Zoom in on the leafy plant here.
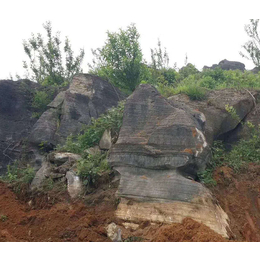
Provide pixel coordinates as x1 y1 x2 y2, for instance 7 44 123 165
77 151 111 189
2 161 35 185
0 215 8 222
23 21 85 86
240 19 260 67
89 24 143 91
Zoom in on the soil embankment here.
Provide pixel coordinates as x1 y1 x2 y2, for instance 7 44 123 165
1 164 260 242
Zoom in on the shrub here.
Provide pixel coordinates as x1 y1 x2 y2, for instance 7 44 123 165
1 161 36 194
32 90 53 118
77 151 110 189
89 24 143 92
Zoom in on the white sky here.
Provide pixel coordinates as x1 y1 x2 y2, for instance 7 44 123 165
0 0 260 80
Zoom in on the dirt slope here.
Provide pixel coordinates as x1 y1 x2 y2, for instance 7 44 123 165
1 164 260 242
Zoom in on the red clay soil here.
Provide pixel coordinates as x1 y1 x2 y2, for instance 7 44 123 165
1 163 260 242
211 164 260 242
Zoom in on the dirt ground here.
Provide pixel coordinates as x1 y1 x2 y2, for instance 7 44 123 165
211 163 260 242
1 164 260 242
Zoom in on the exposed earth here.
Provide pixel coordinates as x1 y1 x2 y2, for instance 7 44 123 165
1 163 260 242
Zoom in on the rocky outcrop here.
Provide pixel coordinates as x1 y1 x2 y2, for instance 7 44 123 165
168 89 255 144
203 59 245 71
30 151 83 198
109 84 257 238
0 80 41 174
29 74 124 148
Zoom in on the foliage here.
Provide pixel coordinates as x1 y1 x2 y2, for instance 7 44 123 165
23 21 85 86
31 90 53 118
150 39 169 70
199 109 260 185
1 161 36 194
77 151 110 188
240 19 260 67
179 63 199 80
89 24 143 92
60 101 125 154
198 141 225 186
0 215 8 222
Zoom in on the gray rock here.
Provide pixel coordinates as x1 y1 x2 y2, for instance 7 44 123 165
47 91 66 108
109 84 209 180
29 74 124 148
66 171 83 199
168 89 255 144
0 80 40 174
109 84 234 237
250 67 260 74
48 152 82 166
84 146 101 155
203 59 245 71
30 160 52 190
99 129 112 150
106 223 122 242
29 108 59 148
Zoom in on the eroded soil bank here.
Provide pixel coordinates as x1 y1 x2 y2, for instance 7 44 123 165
1 164 260 242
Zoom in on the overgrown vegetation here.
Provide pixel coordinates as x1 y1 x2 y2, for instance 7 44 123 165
0 161 36 193
199 106 260 185
77 151 111 190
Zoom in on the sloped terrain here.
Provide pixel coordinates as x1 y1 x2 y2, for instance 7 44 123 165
1 163 260 242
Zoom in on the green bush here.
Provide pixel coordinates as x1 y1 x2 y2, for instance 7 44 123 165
77 151 110 188
32 90 52 118
1 161 36 194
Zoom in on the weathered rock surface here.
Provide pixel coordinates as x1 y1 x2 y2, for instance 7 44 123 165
29 74 124 148
109 84 209 179
48 152 82 166
109 84 245 237
99 129 112 150
0 80 41 174
66 171 83 199
203 59 245 71
106 222 122 242
168 89 255 144
30 160 53 190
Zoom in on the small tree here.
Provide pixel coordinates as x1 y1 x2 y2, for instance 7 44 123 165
240 19 260 68
89 24 143 92
150 39 169 70
23 21 85 86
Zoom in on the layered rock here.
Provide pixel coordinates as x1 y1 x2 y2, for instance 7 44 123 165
29 74 124 148
109 84 244 237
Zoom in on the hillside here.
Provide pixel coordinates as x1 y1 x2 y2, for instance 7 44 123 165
1 64 260 242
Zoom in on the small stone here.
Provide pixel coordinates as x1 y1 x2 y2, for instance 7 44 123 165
99 129 112 150
122 222 139 231
50 152 82 166
106 222 122 242
84 146 101 155
66 171 83 199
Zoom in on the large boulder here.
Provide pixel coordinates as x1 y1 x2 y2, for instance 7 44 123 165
109 84 209 179
168 89 255 144
109 85 256 237
203 59 245 72
0 80 40 174
29 74 124 148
